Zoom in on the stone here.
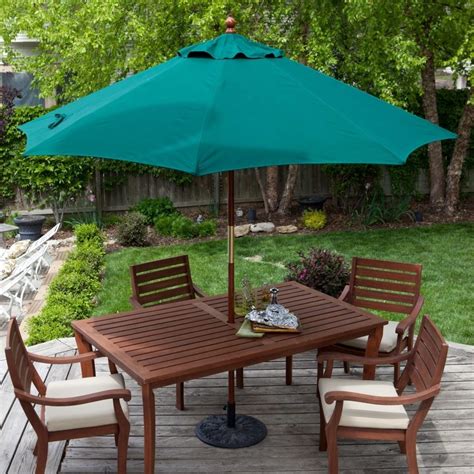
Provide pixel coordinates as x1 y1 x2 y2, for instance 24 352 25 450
250 222 275 233
234 224 250 237
277 225 298 234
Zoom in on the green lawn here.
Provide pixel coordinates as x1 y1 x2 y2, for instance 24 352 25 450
94 223 474 344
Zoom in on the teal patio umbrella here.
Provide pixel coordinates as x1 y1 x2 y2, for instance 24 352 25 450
20 17 456 447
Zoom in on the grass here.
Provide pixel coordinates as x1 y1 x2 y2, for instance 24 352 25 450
94 223 474 345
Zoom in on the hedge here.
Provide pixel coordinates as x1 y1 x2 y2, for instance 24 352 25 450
26 224 105 345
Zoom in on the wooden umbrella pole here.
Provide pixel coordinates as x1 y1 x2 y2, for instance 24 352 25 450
227 170 236 428
227 169 235 324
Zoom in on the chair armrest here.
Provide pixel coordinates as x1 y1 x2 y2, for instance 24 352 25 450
396 296 424 335
129 296 143 309
325 384 440 406
14 388 132 406
193 284 206 298
338 285 351 302
317 350 412 367
29 351 100 365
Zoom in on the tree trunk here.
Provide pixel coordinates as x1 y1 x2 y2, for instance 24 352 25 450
420 48 445 207
445 97 473 216
277 165 299 215
266 166 279 213
254 168 269 216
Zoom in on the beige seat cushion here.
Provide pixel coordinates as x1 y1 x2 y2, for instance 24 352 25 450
4 240 31 259
46 373 129 432
319 377 409 430
340 320 400 353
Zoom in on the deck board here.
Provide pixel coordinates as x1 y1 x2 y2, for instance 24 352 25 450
0 338 473 473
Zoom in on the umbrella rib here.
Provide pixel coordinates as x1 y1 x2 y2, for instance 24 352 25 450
270 59 409 164
193 61 226 175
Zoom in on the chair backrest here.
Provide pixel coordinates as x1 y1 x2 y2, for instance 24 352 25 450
402 315 448 392
26 222 60 255
348 257 422 314
5 318 42 394
130 255 196 307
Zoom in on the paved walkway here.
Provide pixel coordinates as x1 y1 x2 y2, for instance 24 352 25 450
0 246 70 353
1 338 472 473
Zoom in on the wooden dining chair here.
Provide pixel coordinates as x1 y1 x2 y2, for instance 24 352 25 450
319 257 423 383
130 254 205 410
317 315 448 474
5 318 131 474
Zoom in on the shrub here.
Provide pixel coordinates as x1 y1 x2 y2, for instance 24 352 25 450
197 219 217 237
302 209 327 230
171 215 200 238
154 215 176 236
74 223 104 245
101 213 122 228
48 272 101 300
285 248 350 297
133 197 177 225
68 241 105 273
26 224 104 345
116 212 148 246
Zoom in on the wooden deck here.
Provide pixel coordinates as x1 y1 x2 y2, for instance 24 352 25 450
1 338 473 473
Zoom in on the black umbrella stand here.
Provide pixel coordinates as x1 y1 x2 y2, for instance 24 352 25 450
195 169 267 448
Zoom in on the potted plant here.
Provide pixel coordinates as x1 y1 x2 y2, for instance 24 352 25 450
14 214 46 241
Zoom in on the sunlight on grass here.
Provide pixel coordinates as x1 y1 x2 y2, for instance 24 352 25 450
93 223 474 344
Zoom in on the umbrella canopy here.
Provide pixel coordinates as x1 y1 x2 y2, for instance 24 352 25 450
20 29 455 172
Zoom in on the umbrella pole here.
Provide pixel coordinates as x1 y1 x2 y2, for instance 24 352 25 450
194 169 267 448
227 171 236 427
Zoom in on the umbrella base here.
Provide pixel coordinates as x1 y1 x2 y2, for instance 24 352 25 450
195 414 267 448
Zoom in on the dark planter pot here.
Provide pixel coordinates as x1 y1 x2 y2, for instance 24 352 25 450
13 215 46 241
297 195 328 211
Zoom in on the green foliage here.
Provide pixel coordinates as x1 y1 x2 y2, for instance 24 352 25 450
301 209 327 230
352 190 414 226
322 165 381 212
155 214 217 239
101 213 122 228
285 248 350 298
74 223 105 246
26 224 105 345
197 219 217 237
154 215 176 236
170 215 200 239
133 197 177 225
116 212 148 246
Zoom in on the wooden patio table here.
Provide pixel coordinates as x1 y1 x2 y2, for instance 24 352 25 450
72 281 386 474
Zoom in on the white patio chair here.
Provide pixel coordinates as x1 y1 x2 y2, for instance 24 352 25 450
0 270 31 318
10 245 49 294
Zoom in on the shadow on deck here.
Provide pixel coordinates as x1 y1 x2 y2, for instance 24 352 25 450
1 338 473 473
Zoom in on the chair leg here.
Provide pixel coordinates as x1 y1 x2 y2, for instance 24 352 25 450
236 368 244 389
405 437 419 474
114 433 119 447
33 439 39 456
35 439 48 474
393 362 400 384
117 426 130 474
398 440 407 454
326 426 339 474
343 361 350 374
176 382 185 410
285 356 292 385
319 402 327 451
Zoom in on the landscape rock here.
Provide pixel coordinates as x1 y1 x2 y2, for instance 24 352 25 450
277 225 298 234
250 222 275 233
234 224 250 237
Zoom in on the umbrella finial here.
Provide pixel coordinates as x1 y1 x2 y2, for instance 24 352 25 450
225 16 236 33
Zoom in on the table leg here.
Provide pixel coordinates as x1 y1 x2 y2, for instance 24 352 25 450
363 325 383 380
142 384 156 474
74 331 95 377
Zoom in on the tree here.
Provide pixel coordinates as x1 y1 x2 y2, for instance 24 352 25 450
346 0 473 212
